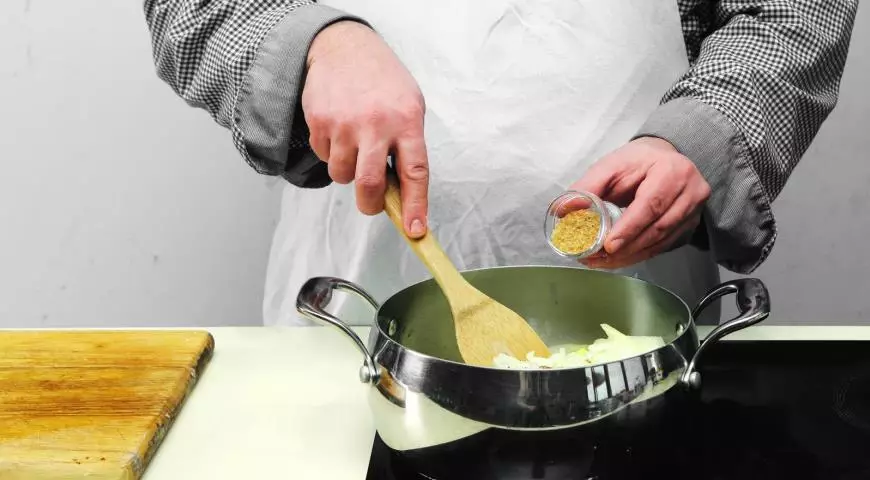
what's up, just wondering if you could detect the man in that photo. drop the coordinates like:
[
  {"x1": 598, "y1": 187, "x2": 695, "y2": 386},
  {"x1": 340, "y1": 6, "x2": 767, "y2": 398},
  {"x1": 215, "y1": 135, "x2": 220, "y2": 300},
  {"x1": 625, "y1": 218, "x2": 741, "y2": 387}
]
[{"x1": 144, "y1": 1, "x2": 857, "y2": 327}]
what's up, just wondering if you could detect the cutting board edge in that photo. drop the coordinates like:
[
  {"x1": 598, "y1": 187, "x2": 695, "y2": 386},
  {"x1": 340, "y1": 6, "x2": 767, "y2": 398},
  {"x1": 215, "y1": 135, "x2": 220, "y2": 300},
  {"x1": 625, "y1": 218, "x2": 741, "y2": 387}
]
[
  {"x1": 0, "y1": 461, "x2": 136, "y2": 480},
  {"x1": 136, "y1": 331, "x2": 215, "y2": 478}
]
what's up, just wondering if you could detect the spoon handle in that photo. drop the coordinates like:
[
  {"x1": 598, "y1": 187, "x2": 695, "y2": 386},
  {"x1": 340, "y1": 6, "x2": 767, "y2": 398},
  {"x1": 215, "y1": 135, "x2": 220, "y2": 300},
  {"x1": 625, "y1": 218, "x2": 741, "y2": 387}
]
[{"x1": 383, "y1": 167, "x2": 467, "y2": 299}]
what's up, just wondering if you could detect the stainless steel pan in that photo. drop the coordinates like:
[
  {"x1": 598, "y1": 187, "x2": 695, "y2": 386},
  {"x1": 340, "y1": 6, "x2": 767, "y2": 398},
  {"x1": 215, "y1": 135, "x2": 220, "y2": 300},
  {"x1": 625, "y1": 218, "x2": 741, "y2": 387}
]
[{"x1": 296, "y1": 266, "x2": 769, "y2": 455}]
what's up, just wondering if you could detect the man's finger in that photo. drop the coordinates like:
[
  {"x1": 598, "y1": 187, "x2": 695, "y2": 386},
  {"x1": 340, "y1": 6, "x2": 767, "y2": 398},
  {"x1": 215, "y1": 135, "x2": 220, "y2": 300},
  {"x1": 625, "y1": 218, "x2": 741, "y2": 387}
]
[
  {"x1": 309, "y1": 132, "x2": 331, "y2": 163},
  {"x1": 604, "y1": 165, "x2": 684, "y2": 254},
  {"x1": 354, "y1": 140, "x2": 389, "y2": 215},
  {"x1": 583, "y1": 215, "x2": 696, "y2": 270},
  {"x1": 611, "y1": 193, "x2": 700, "y2": 258},
  {"x1": 566, "y1": 153, "x2": 649, "y2": 210},
  {"x1": 394, "y1": 136, "x2": 430, "y2": 239},
  {"x1": 327, "y1": 140, "x2": 358, "y2": 185},
  {"x1": 553, "y1": 195, "x2": 594, "y2": 218},
  {"x1": 568, "y1": 161, "x2": 615, "y2": 199}
]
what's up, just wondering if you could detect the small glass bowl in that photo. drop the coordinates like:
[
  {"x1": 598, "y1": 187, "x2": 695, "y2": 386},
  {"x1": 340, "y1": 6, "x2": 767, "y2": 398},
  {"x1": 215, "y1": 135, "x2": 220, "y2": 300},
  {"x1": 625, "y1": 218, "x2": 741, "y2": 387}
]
[{"x1": 544, "y1": 190, "x2": 623, "y2": 259}]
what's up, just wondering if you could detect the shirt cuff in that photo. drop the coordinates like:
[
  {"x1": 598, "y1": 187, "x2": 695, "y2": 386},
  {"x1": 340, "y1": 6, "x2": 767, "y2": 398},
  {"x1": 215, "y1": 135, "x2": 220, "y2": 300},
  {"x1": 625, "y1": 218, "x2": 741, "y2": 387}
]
[
  {"x1": 633, "y1": 97, "x2": 777, "y2": 274},
  {"x1": 234, "y1": 4, "x2": 370, "y2": 188}
]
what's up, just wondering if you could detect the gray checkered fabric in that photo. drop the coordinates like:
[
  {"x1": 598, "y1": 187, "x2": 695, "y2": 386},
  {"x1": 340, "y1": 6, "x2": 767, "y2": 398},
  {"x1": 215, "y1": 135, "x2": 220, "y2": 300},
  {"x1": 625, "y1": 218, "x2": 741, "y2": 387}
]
[
  {"x1": 145, "y1": 0, "x2": 317, "y2": 175},
  {"x1": 142, "y1": 0, "x2": 859, "y2": 274},
  {"x1": 672, "y1": 0, "x2": 858, "y2": 200}
]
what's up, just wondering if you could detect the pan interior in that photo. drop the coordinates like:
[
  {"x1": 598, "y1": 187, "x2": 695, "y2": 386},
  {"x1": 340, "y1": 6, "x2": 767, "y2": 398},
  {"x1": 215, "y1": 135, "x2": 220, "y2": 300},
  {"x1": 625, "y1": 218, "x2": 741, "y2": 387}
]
[{"x1": 376, "y1": 266, "x2": 691, "y2": 363}]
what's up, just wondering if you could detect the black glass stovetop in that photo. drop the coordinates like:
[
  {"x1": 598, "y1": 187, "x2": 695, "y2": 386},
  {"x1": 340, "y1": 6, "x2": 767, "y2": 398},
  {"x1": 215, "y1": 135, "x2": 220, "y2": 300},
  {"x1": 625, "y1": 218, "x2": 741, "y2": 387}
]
[{"x1": 366, "y1": 340, "x2": 870, "y2": 480}]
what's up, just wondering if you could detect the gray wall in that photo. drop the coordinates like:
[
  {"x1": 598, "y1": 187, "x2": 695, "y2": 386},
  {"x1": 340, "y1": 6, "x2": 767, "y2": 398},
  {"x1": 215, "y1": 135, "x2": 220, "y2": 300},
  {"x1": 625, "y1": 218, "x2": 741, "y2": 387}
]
[
  {"x1": 0, "y1": 1, "x2": 280, "y2": 328},
  {"x1": 721, "y1": 4, "x2": 870, "y2": 326}
]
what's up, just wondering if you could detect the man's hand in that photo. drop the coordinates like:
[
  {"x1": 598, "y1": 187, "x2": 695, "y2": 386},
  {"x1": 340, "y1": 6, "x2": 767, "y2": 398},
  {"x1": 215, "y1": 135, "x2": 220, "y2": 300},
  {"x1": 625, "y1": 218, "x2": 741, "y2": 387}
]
[
  {"x1": 302, "y1": 21, "x2": 429, "y2": 238},
  {"x1": 569, "y1": 137, "x2": 711, "y2": 269}
]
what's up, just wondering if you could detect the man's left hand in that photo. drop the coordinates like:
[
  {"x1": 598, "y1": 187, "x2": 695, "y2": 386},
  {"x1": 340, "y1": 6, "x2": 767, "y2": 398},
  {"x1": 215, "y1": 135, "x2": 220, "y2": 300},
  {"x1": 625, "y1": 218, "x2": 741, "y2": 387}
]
[{"x1": 569, "y1": 137, "x2": 711, "y2": 269}]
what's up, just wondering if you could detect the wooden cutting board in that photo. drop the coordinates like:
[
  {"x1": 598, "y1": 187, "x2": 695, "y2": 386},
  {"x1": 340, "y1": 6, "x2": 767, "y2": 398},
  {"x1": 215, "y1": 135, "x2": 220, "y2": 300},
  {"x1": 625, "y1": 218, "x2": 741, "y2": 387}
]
[{"x1": 0, "y1": 330, "x2": 214, "y2": 480}]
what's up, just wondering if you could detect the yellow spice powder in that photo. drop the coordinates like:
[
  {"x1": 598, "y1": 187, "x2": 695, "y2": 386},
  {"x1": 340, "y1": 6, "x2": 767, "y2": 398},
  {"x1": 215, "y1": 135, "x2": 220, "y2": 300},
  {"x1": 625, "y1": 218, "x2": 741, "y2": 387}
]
[{"x1": 550, "y1": 209, "x2": 601, "y2": 254}]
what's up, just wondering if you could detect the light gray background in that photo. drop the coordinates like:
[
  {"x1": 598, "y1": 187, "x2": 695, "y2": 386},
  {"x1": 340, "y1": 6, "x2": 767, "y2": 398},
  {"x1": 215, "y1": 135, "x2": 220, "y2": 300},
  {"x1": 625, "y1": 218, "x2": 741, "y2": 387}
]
[
  {"x1": 0, "y1": 1, "x2": 280, "y2": 328},
  {"x1": 0, "y1": 1, "x2": 866, "y2": 328}
]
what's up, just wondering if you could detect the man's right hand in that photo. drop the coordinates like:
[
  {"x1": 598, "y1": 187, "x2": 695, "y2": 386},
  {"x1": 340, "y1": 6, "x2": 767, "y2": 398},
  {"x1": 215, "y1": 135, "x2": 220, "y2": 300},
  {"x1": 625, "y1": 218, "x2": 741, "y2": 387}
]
[{"x1": 302, "y1": 21, "x2": 429, "y2": 239}]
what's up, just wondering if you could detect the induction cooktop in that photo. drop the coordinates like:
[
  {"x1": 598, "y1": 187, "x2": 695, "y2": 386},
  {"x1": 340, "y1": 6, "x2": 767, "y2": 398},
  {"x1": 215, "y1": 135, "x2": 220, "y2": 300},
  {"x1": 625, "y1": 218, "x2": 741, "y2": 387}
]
[{"x1": 365, "y1": 340, "x2": 870, "y2": 480}]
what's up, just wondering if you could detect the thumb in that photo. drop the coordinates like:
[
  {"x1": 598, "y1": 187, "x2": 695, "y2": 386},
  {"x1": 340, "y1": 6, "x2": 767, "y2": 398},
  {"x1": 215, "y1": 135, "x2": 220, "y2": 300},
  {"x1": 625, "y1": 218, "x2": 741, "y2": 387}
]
[
  {"x1": 569, "y1": 151, "x2": 645, "y2": 208},
  {"x1": 568, "y1": 162, "x2": 612, "y2": 199},
  {"x1": 557, "y1": 159, "x2": 619, "y2": 216}
]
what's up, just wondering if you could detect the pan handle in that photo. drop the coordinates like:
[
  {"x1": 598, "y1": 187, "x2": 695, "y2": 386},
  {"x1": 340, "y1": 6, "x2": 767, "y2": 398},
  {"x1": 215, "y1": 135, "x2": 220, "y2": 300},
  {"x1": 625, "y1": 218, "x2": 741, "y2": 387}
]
[
  {"x1": 681, "y1": 278, "x2": 771, "y2": 389},
  {"x1": 296, "y1": 276, "x2": 381, "y2": 384}
]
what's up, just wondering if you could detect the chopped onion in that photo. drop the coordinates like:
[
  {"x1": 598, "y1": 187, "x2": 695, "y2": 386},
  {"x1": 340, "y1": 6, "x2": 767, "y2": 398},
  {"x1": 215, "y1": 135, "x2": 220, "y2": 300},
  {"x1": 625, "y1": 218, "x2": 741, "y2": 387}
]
[{"x1": 491, "y1": 324, "x2": 665, "y2": 370}]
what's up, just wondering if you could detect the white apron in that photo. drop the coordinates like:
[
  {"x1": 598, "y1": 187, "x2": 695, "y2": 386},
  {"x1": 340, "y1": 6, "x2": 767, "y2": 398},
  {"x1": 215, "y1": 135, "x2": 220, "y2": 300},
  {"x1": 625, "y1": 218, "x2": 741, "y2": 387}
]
[{"x1": 264, "y1": 0, "x2": 723, "y2": 327}]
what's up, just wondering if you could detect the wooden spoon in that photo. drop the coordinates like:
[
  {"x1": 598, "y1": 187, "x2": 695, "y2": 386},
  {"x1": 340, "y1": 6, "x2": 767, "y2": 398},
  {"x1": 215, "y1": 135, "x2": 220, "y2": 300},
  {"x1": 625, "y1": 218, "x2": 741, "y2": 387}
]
[{"x1": 382, "y1": 170, "x2": 551, "y2": 366}]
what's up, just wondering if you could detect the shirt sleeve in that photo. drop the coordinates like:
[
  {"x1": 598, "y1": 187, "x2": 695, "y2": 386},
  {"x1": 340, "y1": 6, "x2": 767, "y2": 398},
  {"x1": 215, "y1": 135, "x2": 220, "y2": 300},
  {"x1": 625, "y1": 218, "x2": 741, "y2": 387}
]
[
  {"x1": 143, "y1": 0, "x2": 369, "y2": 188},
  {"x1": 636, "y1": 0, "x2": 859, "y2": 274}
]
